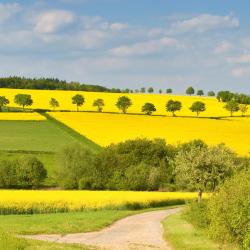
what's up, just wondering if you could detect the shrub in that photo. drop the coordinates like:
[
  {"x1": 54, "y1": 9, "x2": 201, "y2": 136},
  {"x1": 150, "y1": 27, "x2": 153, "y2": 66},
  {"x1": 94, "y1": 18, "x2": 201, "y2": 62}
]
[
  {"x1": 0, "y1": 160, "x2": 16, "y2": 188},
  {"x1": 94, "y1": 138, "x2": 176, "y2": 190},
  {"x1": 207, "y1": 169, "x2": 250, "y2": 248},
  {"x1": 57, "y1": 144, "x2": 95, "y2": 189},
  {"x1": 15, "y1": 157, "x2": 47, "y2": 187},
  {"x1": 185, "y1": 201, "x2": 209, "y2": 229},
  {"x1": 124, "y1": 163, "x2": 150, "y2": 190}
]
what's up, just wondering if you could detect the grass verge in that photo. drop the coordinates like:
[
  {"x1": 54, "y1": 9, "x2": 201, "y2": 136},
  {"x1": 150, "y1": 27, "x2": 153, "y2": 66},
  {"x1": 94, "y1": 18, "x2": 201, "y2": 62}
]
[
  {"x1": 163, "y1": 212, "x2": 218, "y2": 249},
  {"x1": 0, "y1": 206, "x2": 181, "y2": 235},
  {"x1": 163, "y1": 211, "x2": 237, "y2": 250},
  {"x1": 0, "y1": 232, "x2": 91, "y2": 250}
]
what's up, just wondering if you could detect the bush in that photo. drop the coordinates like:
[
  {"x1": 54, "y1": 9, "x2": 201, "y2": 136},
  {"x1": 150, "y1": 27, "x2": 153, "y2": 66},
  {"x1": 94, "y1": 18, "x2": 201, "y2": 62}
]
[
  {"x1": 15, "y1": 157, "x2": 47, "y2": 187},
  {"x1": 94, "y1": 138, "x2": 176, "y2": 190},
  {"x1": 0, "y1": 160, "x2": 16, "y2": 188},
  {"x1": 57, "y1": 144, "x2": 95, "y2": 189},
  {"x1": 0, "y1": 157, "x2": 46, "y2": 188},
  {"x1": 207, "y1": 169, "x2": 250, "y2": 248},
  {"x1": 185, "y1": 201, "x2": 209, "y2": 228}
]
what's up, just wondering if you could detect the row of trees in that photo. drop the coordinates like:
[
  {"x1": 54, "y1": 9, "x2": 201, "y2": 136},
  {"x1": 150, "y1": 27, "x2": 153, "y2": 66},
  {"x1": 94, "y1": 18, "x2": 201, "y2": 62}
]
[
  {"x1": 217, "y1": 90, "x2": 250, "y2": 104},
  {"x1": 0, "y1": 94, "x2": 248, "y2": 117}
]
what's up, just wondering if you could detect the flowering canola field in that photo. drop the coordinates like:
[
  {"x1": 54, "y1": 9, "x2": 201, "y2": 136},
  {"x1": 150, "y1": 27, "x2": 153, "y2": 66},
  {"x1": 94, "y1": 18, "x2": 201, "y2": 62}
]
[
  {"x1": 0, "y1": 112, "x2": 45, "y2": 121},
  {"x1": 0, "y1": 88, "x2": 237, "y2": 117},
  {"x1": 0, "y1": 190, "x2": 200, "y2": 214},
  {"x1": 50, "y1": 112, "x2": 250, "y2": 156}
]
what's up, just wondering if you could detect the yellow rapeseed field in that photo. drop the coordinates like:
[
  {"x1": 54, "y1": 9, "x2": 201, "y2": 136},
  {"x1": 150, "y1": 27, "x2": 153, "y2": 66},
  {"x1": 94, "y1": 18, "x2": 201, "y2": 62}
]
[
  {"x1": 0, "y1": 112, "x2": 45, "y2": 121},
  {"x1": 0, "y1": 88, "x2": 238, "y2": 117},
  {"x1": 0, "y1": 190, "x2": 200, "y2": 214},
  {"x1": 50, "y1": 112, "x2": 250, "y2": 155}
]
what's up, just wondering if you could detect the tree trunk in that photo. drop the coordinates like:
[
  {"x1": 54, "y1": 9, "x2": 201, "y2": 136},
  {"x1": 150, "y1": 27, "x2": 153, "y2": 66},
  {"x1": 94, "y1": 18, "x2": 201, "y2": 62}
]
[
  {"x1": 23, "y1": 105, "x2": 25, "y2": 111},
  {"x1": 77, "y1": 105, "x2": 79, "y2": 112},
  {"x1": 198, "y1": 189, "x2": 203, "y2": 203}
]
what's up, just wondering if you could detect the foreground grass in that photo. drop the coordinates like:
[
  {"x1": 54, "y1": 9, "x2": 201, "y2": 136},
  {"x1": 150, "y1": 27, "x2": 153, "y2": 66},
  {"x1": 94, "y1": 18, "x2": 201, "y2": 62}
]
[
  {"x1": 163, "y1": 212, "x2": 218, "y2": 250},
  {"x1": 0, "y1": 206, "x2": 181, "y2": 235},
  {"x1": 0, "y1": 232, "x2": 91, "y2": 250},
  {"x1": 0, "y1": 206, "x2": 181, "y2": 250},
  {"x1": 163, "y1": 212, "x2": 237, "y2": 250},
  {"x1": 0, "y1": 210, "x2": 138, "y2": 235}
]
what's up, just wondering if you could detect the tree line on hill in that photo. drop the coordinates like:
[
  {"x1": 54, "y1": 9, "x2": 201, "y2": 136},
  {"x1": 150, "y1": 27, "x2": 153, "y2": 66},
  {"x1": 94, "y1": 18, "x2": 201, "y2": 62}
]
[
  {"x1": 0, "y1": 93, "x2": 248, "y2": 117},
  {"x1": 1, "y1": 77, "x2": 250, "y2": 104}
]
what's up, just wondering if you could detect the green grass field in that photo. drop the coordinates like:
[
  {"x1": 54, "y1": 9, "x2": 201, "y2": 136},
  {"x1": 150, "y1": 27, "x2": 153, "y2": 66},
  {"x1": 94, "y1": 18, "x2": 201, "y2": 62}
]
[{"x1": 0, "y1": 120, "x2": 80, "y2": 152}]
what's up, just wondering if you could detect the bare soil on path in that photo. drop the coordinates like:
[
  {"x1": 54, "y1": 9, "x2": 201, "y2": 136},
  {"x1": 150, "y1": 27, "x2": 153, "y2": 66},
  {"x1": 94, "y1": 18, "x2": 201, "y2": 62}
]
[{"x1": 24, "y1": 208, "x2": 181, "y2": 250}]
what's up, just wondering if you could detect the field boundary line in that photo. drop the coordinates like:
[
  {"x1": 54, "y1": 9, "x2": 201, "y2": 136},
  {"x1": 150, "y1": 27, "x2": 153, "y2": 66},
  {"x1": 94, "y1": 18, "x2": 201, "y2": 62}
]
[{"x1": 40, "y1": 112, "x2": 102, "y2": 153}]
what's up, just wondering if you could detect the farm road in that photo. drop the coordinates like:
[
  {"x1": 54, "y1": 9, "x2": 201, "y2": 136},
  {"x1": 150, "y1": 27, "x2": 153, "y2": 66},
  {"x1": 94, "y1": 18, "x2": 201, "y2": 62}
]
[{"x1": 25, "y1": 207, "x2": 181, "y2": 250}]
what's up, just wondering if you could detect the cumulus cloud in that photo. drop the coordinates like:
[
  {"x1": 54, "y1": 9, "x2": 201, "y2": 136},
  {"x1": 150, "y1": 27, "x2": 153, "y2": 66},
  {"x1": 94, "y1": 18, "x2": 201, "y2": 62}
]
[
  {"x1": 78, "y1": 30, "x2": 109, "y2": 49},
  {"x1": 168, "y1": 14, "x2": 239, "y2": 34},
  {"x1": 111, "y1": 37, "x2": 178, "y2": 56},
  {"x1": 34, "y1": 10, "x2": 74, "y2": 34},
  {"x1": 0, "y1": 3, "x2": 21, "y2": 23},
  {"x1": 82, "y1": 16, "x2": 128, "y2": 32},
  {"x1": 214, "y1": 41, "x2": 233, "y2": 54},
  {"x1": 232, "y1": 67, "x2": 250, "y2": 77},
  {"x1": 110, "y1": 22, "x2": 128, "y2": 31},
  {"x1": 227, "y1": 54, "x2": 250, "y2": 64}
]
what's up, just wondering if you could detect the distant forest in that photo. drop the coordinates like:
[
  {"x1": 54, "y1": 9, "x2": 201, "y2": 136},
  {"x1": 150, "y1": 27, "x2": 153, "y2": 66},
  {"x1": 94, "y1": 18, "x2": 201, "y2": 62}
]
[{"x1": 0, "y1": 77, "x2": 122, "y2": 93}]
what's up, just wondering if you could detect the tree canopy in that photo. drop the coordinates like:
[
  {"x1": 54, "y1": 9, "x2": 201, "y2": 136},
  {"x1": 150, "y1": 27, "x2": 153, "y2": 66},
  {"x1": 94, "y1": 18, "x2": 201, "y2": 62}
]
[
  {"x1": 116, "y1": 96, "x2": 132, "y2": 113},
  {"x1": 141, "y1": 102, "x2": 156, "y2": 115},
  {"x1": 14, "y1": 94, "x2": 33, "y2": 110},
  {"x1": 72, "y1": 94, "x2": 85, "y2": 111},
  {"x1": 166, "y1": 100, "x2": 182, "y2": 116},
  {"x1": 190, "y1": 101, "x2": 206, "y2": 116}
]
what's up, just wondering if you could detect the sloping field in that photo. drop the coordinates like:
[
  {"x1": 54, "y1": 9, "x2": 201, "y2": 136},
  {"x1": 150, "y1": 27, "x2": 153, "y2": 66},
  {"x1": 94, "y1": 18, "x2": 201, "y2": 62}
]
[
  {"x1": 0, "y1": 112, "x2": 45, "y2": 120},
  {"x1": 0, "y1": 88, "x2": 239, "y2": 117},
  {"x1": 50, "y1": 112, "x2": 250, "y2": 155},
  {"x1": 0, "y1": 120, "x2": 79, "y2": 152}
]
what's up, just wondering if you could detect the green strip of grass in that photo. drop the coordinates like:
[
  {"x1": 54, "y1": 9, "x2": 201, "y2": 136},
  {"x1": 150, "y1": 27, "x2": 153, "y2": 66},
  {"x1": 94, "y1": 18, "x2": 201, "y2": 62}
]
[
  {"x1": 0, "y1": 206, "x2": 181, "y2": 235},
  {"x1": 42, "y1": 112, "x2": 102, "y2": 153},
  {"x1": 0, "y1": 232, "x2": 90, "y2": 250},
  {"x1": 163, "y1": 212, "x2": 237, "y2": 250}
]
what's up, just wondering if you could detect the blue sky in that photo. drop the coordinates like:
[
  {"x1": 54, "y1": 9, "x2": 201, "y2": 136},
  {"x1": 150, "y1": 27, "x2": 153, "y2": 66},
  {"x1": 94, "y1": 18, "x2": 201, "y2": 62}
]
[{"x1": 1, "y1": 0, "x2": 250, "y2": 93}]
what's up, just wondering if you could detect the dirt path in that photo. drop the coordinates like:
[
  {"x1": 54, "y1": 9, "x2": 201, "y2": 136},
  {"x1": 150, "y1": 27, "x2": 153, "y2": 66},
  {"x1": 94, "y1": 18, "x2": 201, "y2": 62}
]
[{"x1": 25, "y1": 208, "x2": 181, "y2": 250}]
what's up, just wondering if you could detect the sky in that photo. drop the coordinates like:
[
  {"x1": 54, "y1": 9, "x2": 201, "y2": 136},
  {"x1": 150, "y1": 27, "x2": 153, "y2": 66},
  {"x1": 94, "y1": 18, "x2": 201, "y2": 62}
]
[{"x1": 1, "y1": 0, "x2": 250, "y2": 93}]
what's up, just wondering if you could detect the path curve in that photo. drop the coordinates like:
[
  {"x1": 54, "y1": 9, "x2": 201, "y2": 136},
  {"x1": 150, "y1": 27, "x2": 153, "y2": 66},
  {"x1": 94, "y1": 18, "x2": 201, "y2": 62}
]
[{"x1": 25, "y1": 208, "x2": 181, "y2": 250}]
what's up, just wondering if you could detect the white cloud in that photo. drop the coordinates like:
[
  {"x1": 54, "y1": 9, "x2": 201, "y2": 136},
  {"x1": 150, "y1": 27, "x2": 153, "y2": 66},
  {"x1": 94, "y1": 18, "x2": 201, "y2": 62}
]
[
  {"x1": 168, "y1": 14, "x2": 239, "y2": 34},
  {"x1": 0, "y1": 3, "x2": 21, "y2": 23},
  {"x1": 82, "y1": 16, "x2": 108, "y2": 30},
  {"x1": 34, "y1": 10, "x2": 74, "y2": 34},
  {"x1": 111, "y1": 37, "x2": 178, "y2": 56},
  {"x1": 227, "y1": 54, "x2": 250, "y2": 64},
  {"x1": 78, "y1": 30, "x2": 109, "y2": 49},
  {"x1": 214, "y1": 41, "x2": 233, "y2": 54},
  {"x1": 110, "y1": 22, "x2": 128, "y2": 31},
  {"x1": 232, "y1": 67, "x2": 250, "y2": 77},
  {"x1": 82, "y1": 16, "x2": 128, "y2": 32}
]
